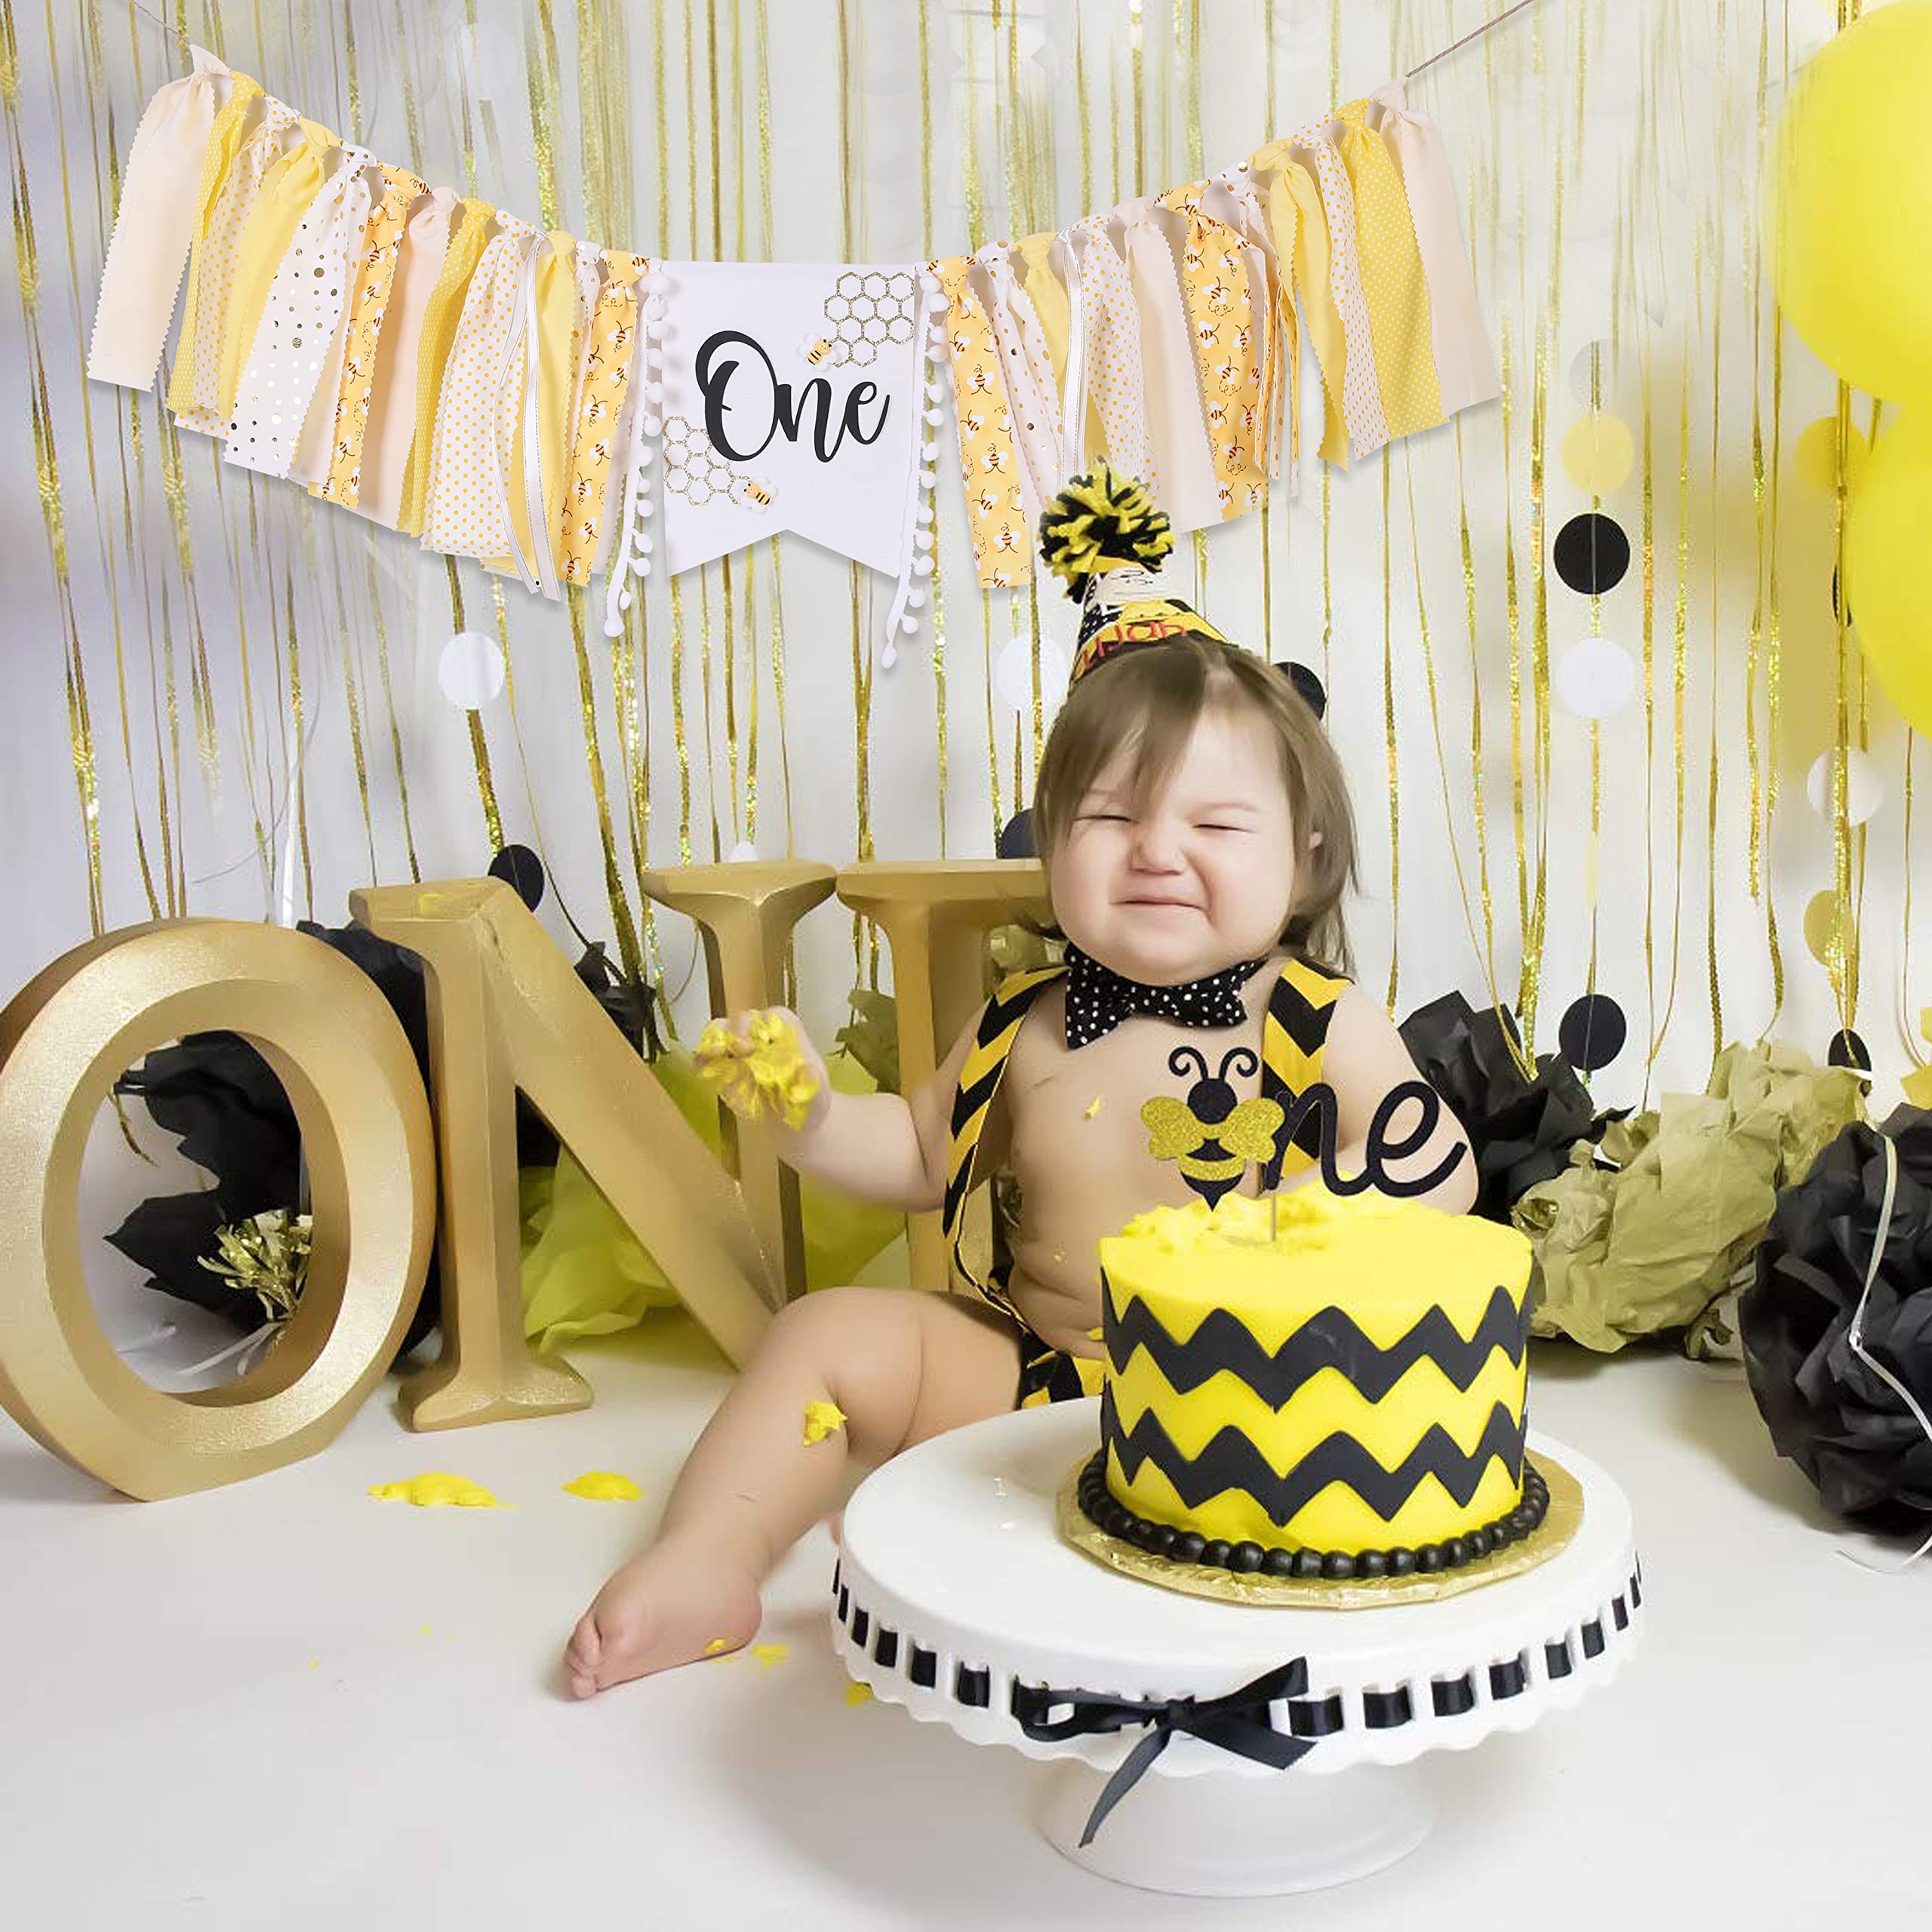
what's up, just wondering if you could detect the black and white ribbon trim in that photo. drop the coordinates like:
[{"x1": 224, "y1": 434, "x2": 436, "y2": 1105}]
[{"x1": 830, "y1": 1549, "x2": 1644, "y2": 1830}]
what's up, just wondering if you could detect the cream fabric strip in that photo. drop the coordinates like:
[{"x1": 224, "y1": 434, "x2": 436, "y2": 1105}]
[
  {"x1": 226, "y1": 143, "x2": 377, "y2": 478},
  {"x1": 1115, "y1": 195, "x2": 1220, "y2": 531},
  {"x1": 1367, "y1": 80, "x2": 1501, "y2": 417},
  {"x1": 973, "y1": 244, "x2": 1062, "y2": 511},
  {"x1": 420, "y1": 215, "x2": 537, "y2": 559},
  {"x1": 1069, "y1": 211, "x2": 1155, "y2": 491},
  {"x1": 1288, "y1": 113, "x2": 1392, "y2": 460},
  {"x1": 170, "y1": 97, "x2": 301, "y2": 436},
  {"x1": 87, "y1": 46, "x2": 230, "y2": 389},
  {"x1": 346, "y1": 187, "x2": 458, "y2": 528}
]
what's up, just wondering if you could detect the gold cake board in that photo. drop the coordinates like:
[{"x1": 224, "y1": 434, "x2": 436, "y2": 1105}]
[{"x1": 1056, "y1": 1452, "x2": 1584, "y2": 1609}]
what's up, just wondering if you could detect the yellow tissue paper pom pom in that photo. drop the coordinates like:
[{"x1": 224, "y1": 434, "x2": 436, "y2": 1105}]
[
  {"x1": 562, "y1": 1471, "x2": 644, "y2": 1502},
  {"x1": 368, "y1": 1472, "x2": 503, "y2": 1508},
  {"x1": 802, "y1": 1398, "x2": 848, "y2": 1445}
]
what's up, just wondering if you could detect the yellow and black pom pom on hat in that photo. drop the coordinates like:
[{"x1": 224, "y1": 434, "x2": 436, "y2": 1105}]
[{"x1": 1038, "y1": 462, "x2": 1234, "y2": 687}]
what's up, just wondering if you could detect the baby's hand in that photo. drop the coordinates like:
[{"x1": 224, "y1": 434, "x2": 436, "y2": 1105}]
[{"x1": 695, "y1": 1007, "x2": 829, "y2": 1133}]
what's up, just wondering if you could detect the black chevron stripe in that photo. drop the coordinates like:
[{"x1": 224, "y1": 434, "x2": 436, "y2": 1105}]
[
  {"x1": 1266, "y1": 972, "x2": 1336, "y2": 1058},
  {"x1": 1102, "y1": 1387, "x2": 1526, "y2": 1527},
  {"x1": 1106, "y1": 1284, "x2": 1528, "y2": 1404}
]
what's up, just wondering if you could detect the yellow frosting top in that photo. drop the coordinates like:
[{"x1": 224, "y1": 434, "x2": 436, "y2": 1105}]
[{"x1": 1100, "y1": 1184, "x2": 1531, "y2": 1349}]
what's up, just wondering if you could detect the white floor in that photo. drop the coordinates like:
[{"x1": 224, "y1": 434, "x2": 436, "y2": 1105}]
[{"x1": 5, "y1": 1307, "x2": 1930, "y2": 1931}]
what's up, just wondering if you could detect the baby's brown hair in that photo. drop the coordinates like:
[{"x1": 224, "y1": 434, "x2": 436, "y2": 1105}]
[{"x1": 1031, "y1": 638, "x2": 1359, "y2": 976}]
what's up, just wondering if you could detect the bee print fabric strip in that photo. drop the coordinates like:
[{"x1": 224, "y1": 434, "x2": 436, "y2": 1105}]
[
  {"x1": 1158, "y1": 182, "x2": 1271, "y2": 519},
  {"x1": 317, "y1": 165, "x2": 429, "y2": 508},
  {"x1": 931, "y1": 254, "x2": 1033, "y2": 587},
  {"x1": 558, "y1": 251, "x2": 648, "y2": 587}
]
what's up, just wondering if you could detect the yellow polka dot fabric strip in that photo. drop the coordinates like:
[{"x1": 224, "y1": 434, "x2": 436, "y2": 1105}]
[
  {"x1": 165, "y1": 71, "x2": 262, "y2": 421},
  {"x1": 397, "y1": 199, "x2": 494, "y2": 539},
  {"x1": 1333, "y1": 99, "x2": 1444, "y2": 443}
]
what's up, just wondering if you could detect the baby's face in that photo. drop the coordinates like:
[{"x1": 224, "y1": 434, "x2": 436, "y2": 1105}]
[{"x1": 1048, "y1": 703, "x2": 1302, "y2": 985}]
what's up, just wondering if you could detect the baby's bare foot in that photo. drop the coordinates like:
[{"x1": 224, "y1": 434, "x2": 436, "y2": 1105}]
[{"x1": 563, "y1": 1535, "x2": 763, "y2": 1699}]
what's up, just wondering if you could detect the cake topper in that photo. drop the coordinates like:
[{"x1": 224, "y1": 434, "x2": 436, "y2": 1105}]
[{"x1": 1141, "y1": 1062, "x2": 1468, "y2": 1220}]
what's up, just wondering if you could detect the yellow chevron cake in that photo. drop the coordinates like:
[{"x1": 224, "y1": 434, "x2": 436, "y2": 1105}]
[{"x1": 1085, "y1": 1186, "x2": 1539, "y2": 1580}]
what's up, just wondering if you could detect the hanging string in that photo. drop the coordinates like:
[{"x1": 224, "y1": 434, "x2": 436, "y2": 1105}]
[
  {"x1": 126, "y1": 1, "x2": 189, "y2": 51},
  {"x1": 1407, "y1": 0, "x2": 1546, "y2": 82}
]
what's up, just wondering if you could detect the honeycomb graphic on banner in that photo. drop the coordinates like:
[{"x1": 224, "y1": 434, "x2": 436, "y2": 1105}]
[
  {"x1": 662, "y1": 416, "x2": 769, "y2": 510},
  {"x1": 815, "y1": 269, "x2": 918, "y2": 368}
]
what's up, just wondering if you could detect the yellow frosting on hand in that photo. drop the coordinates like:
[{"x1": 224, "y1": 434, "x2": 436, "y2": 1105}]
[
  {"x1": 696, "y1": 1013, "x2": 822, "y2": 1130},
  {"x1": 801, "y1": 1398, "x2": 848, "y2": 1445},
  {"x1": 562, "y1": 1470, "x2": 644, "y2": 1502},
  {"x1": 368, "y1": 1472, "x2": 503, "y2": 1508},
  {"x1": 704, "y1": 1637, "x2": 736, "y2": 1657}
]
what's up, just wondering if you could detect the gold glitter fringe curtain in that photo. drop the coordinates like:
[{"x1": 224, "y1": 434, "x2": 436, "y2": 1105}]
[{"x1": 4, "y1": 1, "x2": 1925, "y2": 1103}]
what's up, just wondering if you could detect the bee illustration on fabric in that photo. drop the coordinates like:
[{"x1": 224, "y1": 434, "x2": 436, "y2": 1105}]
[
  {"x1": 1204, "y1": 279, "x2": 1232, "y2": 313},
  {"x1": 1239, "y1": 403, "x2": 1258, "y2": 433},
  {"x1": 992, "y1": 523, "x2": 1023, "y2": 554},
  {"x1": 589, "y1": 438, "x2": 612, "y2": 466},
  {"x1": 1216, "y1": 481, "x2": 1234, "y2": 511},
  {"x1": 1140, "y1": 1047, "x2": 1285, "y2": 1209},
  {"x1": 962, "y1": 408, "x2": 986, "y2": 436},
  {"x1": 951, "y1": 328, "x2": 973, "y2": 358},
  {"x1": 1234, "y1": 325, "x2": 1254, "y2": 354},
  {"x1": 1207, "y1": 399, "x2": 1229, "y2": 431},
  {"x1": 980, "y1": 445, "x2": 1011, "y2": 475},
  {"x1": 575, "y1": 517, "x2": 599, "y2": 549},
  {"x1": 1222, "y1": 440, "x2": 1247, "y2": 472},
  {"x1": 1195, "y1": 319, "x2": 1220, "y2": 352},
  {"x1": 1220, "y1": 246, "x2": 1242, "y2": 274},
  {"x1": 584, "y1": 347, "x2": 605, "y2": 380},
  {"x1": 583, "y1": 395, "x2": 609, "y2": 426},
  {"x1": 609, "y1": 323, "x2": 633, "y2": 354},
  {"x1": 968, "y1": 361, "x2": 995, "y2": 395},
  {"x1": 1183, "y1": 242, "x2": 1204, "y2": 274},
  {"x1": 974, "y1": 488, "x2": 999, "y2": 517},
  {"x1": 1216, "y1": 358, "x2": 1239, "y2": 392}
]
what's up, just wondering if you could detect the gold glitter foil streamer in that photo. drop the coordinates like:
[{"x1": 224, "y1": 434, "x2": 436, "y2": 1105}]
[
  {"x1": 1383, "y1": 450, "x2": 1399, "y2": 1013},
  {"x1": 442, "y1": 558, "x2": 503, "y2": 851},
  {"x1": 568, "y1": 584, "x2": 646, "y2": 982},
  {"x1": 365, "y1": 552, "x2": 420, "y2": 881},
  {"x1": 1055, "y1": 1453, "x2": 1583, "y2": 1611}
]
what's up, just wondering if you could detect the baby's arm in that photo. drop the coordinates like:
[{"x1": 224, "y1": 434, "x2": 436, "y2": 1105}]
[
  {"x1": 708, "y1": 1005, "x2": 981, "y2": 1214},
  {"x1": 1307, "y1": 986, "x2": 1479, "y2": 1214}
]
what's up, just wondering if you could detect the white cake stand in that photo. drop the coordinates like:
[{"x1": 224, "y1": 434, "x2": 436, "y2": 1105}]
[{"x1": 831, "y1": 1400, "x2": 1641, "y2": 1898}]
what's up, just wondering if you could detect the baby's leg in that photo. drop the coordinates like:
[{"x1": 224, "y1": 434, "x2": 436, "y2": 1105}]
[{"x1": 563, "y1": 1286, "x2": 1019, "y2": 1698}]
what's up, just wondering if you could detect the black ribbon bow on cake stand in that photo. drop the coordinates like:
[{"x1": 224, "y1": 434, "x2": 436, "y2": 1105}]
[{"x1": 1011, "y1": 1657, "x2": 1317, "y2": 1844}]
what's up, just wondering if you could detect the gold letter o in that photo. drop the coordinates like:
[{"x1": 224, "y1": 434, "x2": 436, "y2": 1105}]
[{"x1": 0, "y1": 921, "x2": 436, "y2": 1500}]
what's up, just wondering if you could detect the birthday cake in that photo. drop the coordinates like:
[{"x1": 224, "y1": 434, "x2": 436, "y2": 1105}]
[{"x1": 1077, "y1": 1186, "x2": 1546, "y2": 1580}]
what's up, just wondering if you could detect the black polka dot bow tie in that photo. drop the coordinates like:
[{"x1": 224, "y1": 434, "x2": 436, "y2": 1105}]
[{"x1": 1062, "y1": 945, "x2": 1266, "y2": 1050}]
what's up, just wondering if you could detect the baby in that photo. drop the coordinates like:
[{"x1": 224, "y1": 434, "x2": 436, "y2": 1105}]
[{"x1": 564, "y1": 468, "x2": 1476, "y2": 1699}]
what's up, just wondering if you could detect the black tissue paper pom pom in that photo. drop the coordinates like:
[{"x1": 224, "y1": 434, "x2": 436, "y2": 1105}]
[
  {"x1": 1739, "y1": 1108, "x2": 1932, "y2": 1531},
  {"x1": 1397, "y1": 990, "x2": 1621, "y2": 1223}
]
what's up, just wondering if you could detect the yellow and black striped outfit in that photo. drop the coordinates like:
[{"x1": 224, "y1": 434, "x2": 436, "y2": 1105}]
[{"x1": 941, "y1": 956, "x2": 1349, "y2": 1407}]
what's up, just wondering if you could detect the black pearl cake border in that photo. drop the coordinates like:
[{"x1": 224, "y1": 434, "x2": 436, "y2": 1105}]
[{"x1": 1075, "y1": 1451, "x2": 1552, "y2": 1581}]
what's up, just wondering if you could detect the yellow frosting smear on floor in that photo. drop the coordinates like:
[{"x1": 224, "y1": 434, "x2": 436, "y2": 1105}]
[
  {"x1": 563, "y1": 1471, "x2": 644, "y2": 1501},
  {"x1": 368, "y1": 1472, "x2": 503, "y2": 1508}
]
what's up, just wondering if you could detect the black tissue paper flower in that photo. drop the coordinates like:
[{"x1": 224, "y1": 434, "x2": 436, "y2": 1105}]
[
  {"x1": 1397, "y1": 990, "x2": 1616, "y2": 1222},
  {"x1": 1739, "y1": 1108, "x2": 1932, "y2": 1531}
]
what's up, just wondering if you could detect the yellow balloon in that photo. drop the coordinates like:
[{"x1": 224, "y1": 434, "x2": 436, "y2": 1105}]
[
  {"x1": 1774, "y1": 2, "x2": 1932, "y2": 401},
  {"x1": 1844, "y1": 413, "x2": 1932, "y2": 736}
]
